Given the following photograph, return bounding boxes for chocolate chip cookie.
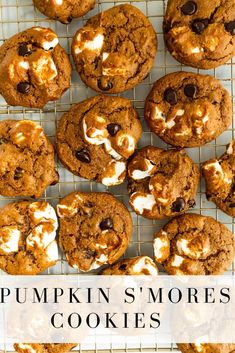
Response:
[202,140,235,217]
[57,192,133,272]
[127,146,199,219]
[178,344,235,353]
[14,344,77,353]
[0,201,58,275]
[33,0,95,24]
[0,27,71,108]
[164,0,235,69]
[0,120,58,197]
[71,4,157,93]
[154,213,235,275]
[144,72,232,147]
[56,95,142,186]
[101,256,159,275]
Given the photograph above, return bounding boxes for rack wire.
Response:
[0,0,234,352]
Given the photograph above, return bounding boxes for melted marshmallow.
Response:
[132,257,159,275]
[74,33,104,55]
[130,192,156,214]
[0,226,21,253]
[102,161,126,186]
[131,159,155,180]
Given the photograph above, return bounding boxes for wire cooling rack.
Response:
[0,0,234,352]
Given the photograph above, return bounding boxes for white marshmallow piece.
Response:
[102,161,126,186]
[171,255,185,267]
[132,257,159,276]
[42,36,59,51]
[75,33,104,55]
[45,240,59,262]
[0,226,21,253]
[131,159,155,180]
[17,344,37,353]
[130,192,156,214]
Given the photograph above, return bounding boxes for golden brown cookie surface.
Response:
[0,27,71,108]
[14,344,77,353]
[164,0,235,69]
[0,120,58,197]
[101,256,159,275]
[145,72,232,147]
[71,5,157,93]
[178,343,235,353]
[56,95,142,186]
[127,146,199,219]
[0,201,58,275]
[202,140,235,217]
[57,192,133,272]
[33,0,95,24]
[154,213,235,275]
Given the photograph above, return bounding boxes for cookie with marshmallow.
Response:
[177,344,235,353]
[145,72,232,147]
[101,256,159,275]
[0,201,59,275]
[14,344,77,353]
[202,140,235,217]
[127,146,199,219]
[71,4,157,93]
[0,27,71,108]
[56,95,142,186]
[33,0,95,24]
[57,191,132,272]
[154,213,235,275]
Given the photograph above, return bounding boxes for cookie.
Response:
[202,140,235,217]
[153,213,235,275]
[127,146,199,219]
[177,343,235,353]
[0,201,58,275]
[0,120,58,198]
[0,27,71,108]
[144,72,232,147]
[33,0,95,24]
[56,95,142,186]
[14,344,77,353]
[164,0,235,69]
[71,4,157,93]
[101,256,159,275]
[57,192,132,272]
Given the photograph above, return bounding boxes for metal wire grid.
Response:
[0,0,234,351]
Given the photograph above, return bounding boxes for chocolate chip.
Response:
[18,42,32,57]
[100,218,113,230]
[0,137,6,145]
[75,148,91,163]
[230,203,235,208]
[172,197,185,212]
[85,202,93,208]
[17,82,30,94]
[184,84,198,98]
[84,249,96,259]
[181,1,197,15]
[163,21,172,33]
[119,264,127,271]
[206,193,212,200]
[107,123,121,136]
[225,21,235,35]
[164,88,177,105]
[192,19,209,34]
[188,199,196,208]
[14,167,23,180]
[67,16,73,23]
[97,79,113,91]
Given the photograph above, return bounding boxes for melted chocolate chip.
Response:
[85,202,93,208]
[107,123,121,136]
[192,19,209,34]
[184,84,198,98]
[67,16,73,23]
[17,82,30,94]
[0,137,6,145]
[14,167,24,180]
[164,88,177,105]
[119,264,127,271]
[18,42,32,57]
[163,21,172,33]
[188,199,196,208]
[84,249,96,259]
[97,79,113,91]
[100,218,113,230]
[181,1,197,15]
[230,203,235,208]
[75,148,91,163]
[225,21,235,35]
[172,197,185,212]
